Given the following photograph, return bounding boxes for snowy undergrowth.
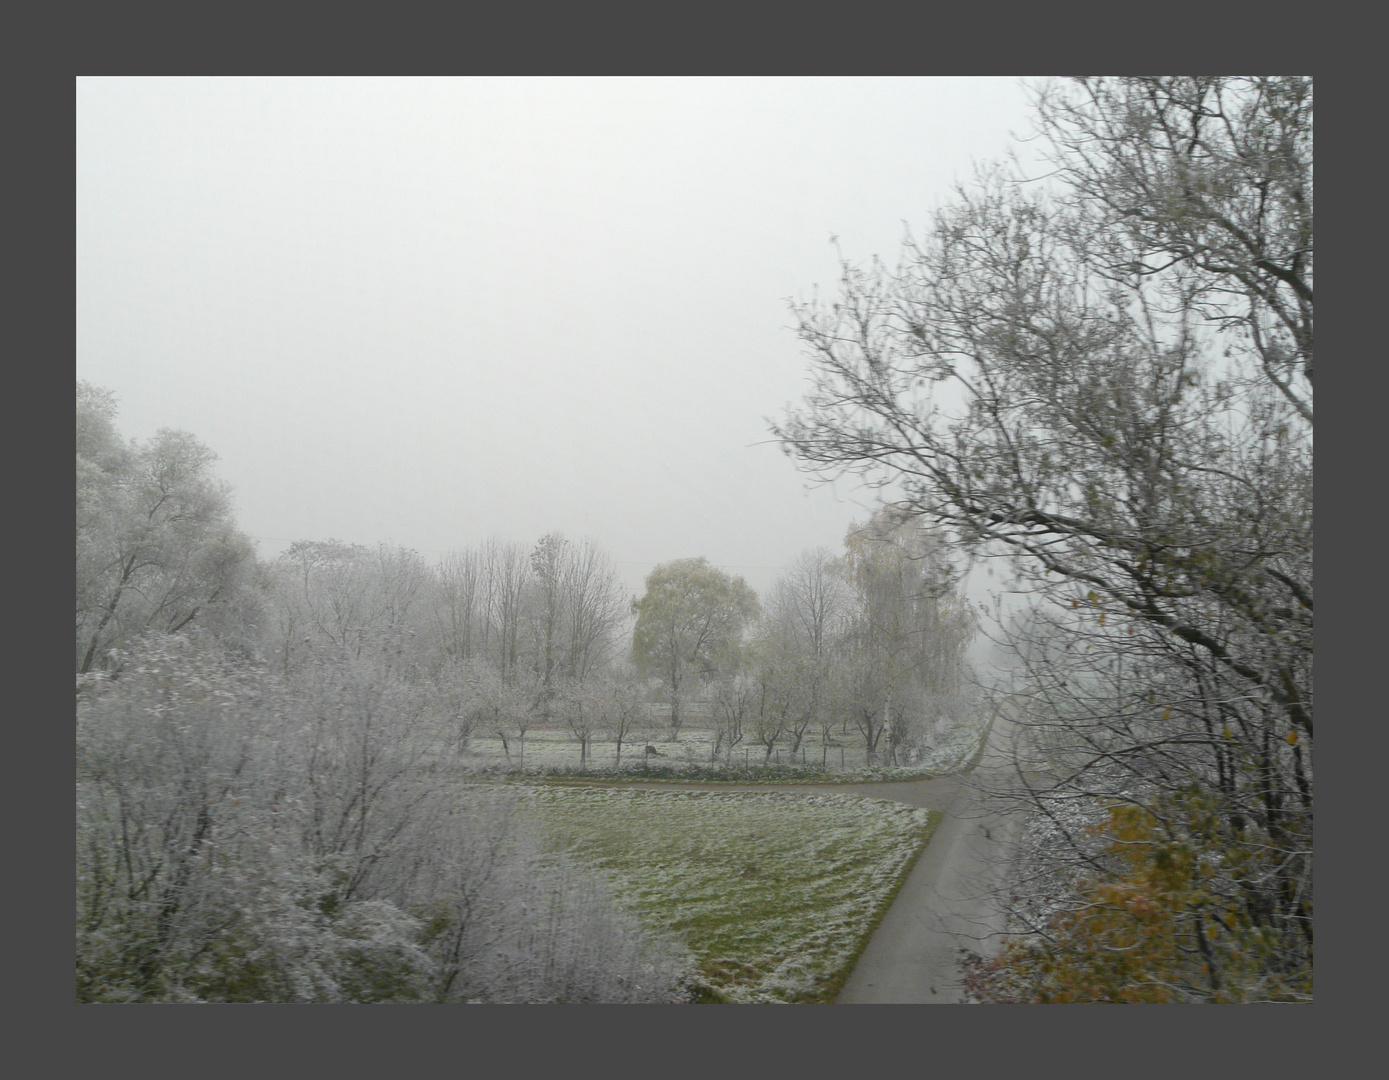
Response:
[527,786,939,1003]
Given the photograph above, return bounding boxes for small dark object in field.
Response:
[645,745,662,756]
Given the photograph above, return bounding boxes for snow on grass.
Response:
[525,785,940,1003]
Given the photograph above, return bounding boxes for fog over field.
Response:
[76,77,1314,1006]
[76,76,1041,652]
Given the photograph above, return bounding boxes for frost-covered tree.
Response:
[757,548,850,757]
[590,666,647,769]
[425,534,628,701]
[485,538,531,683]
[76,383,259,674]
[266,540,430,676]
[76,631,693,1002]
[430,546,487,666]
[526,532,630,696]
[775,77,1313,1000]
[834,511,976,765]
[630,558,760,740]
[710,675,752,764]
[557,679,600,769]
[556,537,630,683]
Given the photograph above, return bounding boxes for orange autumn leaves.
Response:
[963,792,1312,1003]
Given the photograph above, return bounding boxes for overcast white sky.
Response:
[76,76,1044,615]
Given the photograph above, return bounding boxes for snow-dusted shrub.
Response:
[76,632,692,1003]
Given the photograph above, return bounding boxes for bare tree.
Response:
[560,537,630,683]
[526,532,629,704]
[710,676,752,764]
[776,77,1313,1000]
[748,675,789,765]
[484,538,531,684]
[466,664,538,769]
[761,548,850,758]
[593,667,646,769]
[558,680,598,770]
[432,546,485,666]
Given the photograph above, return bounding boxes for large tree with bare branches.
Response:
[775,77,1312,1001]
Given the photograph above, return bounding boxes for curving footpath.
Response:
[604,711,1026,1004]
[833,712,1025,1003]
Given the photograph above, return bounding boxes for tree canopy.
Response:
[630,557,760,738]
[76,383,259,673]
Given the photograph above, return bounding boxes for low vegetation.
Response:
[76,635,695,1003]
[529,785,939,1003]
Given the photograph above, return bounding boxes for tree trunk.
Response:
[80,553,138,673]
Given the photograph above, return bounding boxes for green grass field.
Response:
[526,785,940,1003]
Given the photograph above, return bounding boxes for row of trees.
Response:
[776,76,1313,1001]
[78,379,980,781]
[78,381,987,777]
[631,510,978,768]
[77,383,631,695]
[77,393,635,727]
[263,534,633,766]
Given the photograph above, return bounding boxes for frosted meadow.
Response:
[528,786,939,1003]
